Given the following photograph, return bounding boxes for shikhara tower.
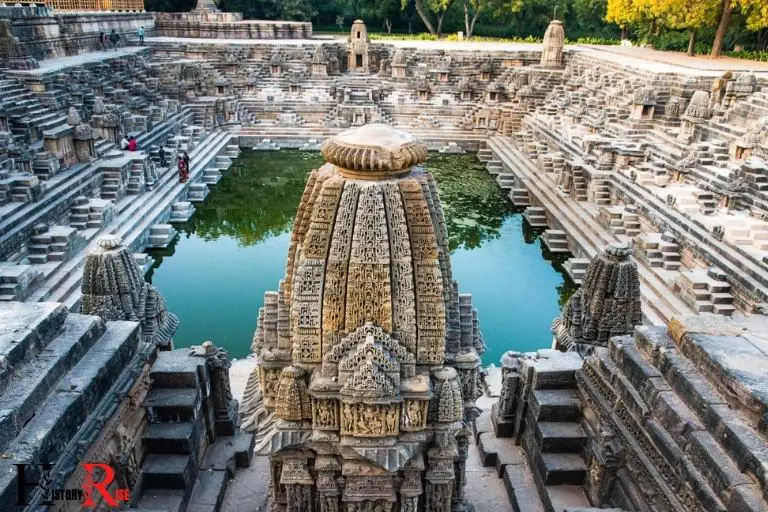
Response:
[241,124,486,512]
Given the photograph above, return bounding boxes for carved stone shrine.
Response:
[241,124,485,512]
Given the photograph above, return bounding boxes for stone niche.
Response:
[348,19,370,71]
[241,124,486,512]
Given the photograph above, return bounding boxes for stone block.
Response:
[233,429,256,468]
[503,465,545,512]
[141,454,195,490]
[144,421,200,455]
[150,349,206,388]
[187,469,228,512]
[145,388,201,423]
[529,389,581,422]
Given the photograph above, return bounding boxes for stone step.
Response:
[534,422,586,453]
[145,388,200,423]
[0,313,105,451]
[143,421,200,455]
[503,464,546,512]
[0,302,68,384]
[478,431,525,478]
[544,485,591,512]
[134,489,185,512]
[530,390,581,422]
[187,468,228,512]
[140,454,196,490]
[535,452,587,486]
[0,320,141,504]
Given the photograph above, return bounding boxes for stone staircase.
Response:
[476,351,590,512]
[188,183,210,203]
[69,196,115,231]
[589,178,611,206]
[136,349,255,512]
[27,224,87,264]
[0,302,144,506]
[541,230,570,253]
[0,262,43,301]
[598,205,641,237]
[525,390,589,512]
[569,163,588,202]
[509,188,530,207]
[23,130,235,308]
[148,224,176,249]
[523,206,549,228]
[478,147,493,163]
[169,201,195,223]
[562,257,589,285]
[675,268,736,315]
[633,232,682,271]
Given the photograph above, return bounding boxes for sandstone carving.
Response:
[81,235,179,348]
[242,124,484,511]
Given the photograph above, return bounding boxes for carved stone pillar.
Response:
[492,351,523,437]
[191,340,237,436]
[586,429,622,506]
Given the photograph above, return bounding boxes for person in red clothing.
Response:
[127,136,137,151]
[178,155,189,183]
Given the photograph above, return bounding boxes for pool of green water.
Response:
[148,150,576,365]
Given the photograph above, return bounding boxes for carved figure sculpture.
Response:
[81,235,179,348]
[551,242,641,355]
[241,124,485,511]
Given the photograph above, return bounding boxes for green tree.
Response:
[361,0,402,32]
[711,0,768,57]
[402,0,457,36]
[463,0,490,38]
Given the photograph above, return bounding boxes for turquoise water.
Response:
[148,150,576,365]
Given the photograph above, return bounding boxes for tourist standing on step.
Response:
[128,136,137,152]
[178,155,189,183]
[99,32,107,50]
[182,151,190,172]
[159,146,167,167]
[138,26,145,46]
[109,30,119,51]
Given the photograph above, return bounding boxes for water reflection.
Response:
[149,150,576,363]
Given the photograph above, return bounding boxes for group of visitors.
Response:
[120,136,138,151]
[177,152,190,183]
[100,30,121,51]
[118,139,188,183]
[98,26,144,51]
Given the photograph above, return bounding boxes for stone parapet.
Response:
[152,14,311,39]
[0,11,154,63]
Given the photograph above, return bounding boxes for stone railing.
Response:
[44,0,144,10]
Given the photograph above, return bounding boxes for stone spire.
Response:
[311,44,328,77]
[241,124,484,512]
[540,20,565,69]
[81,235,179,348]
[192,0,220,12]
[552,242,641,355]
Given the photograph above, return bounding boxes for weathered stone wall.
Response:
[0,9,154,62]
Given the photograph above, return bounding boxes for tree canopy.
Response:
[144,0,768,52]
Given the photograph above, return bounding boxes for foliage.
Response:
[189,151,322,247]
[605,0,649,29]
[727,49,768,60]
[371,32,439,39]
[735,0,768,32]
[567,35,621,43]
[423,153,515,252]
